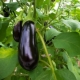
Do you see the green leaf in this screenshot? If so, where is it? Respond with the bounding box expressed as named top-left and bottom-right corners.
top-left (55, 69), bottom-right (77, 80)
top-left (43, 0), bottom-right (51, 6)
top-left (11, 76), bottom-right (18, 80)
top-left (62, 51), bottom-right (80, 80)
top-left (19, 76), bottom-right (27, 80)
top-left (29, 63), bottom-right (44, 80)
top-left (75, 9), bottom-right (80, 21)
top-left (35, 70), bottom-right (54, 80)
top-left (47, 46), bottom-right (55, 57)
top-left (0, 47), bottom-right (18, 79)
top-left (20, 0), bottom-right (28, 3)
top-left (36, 0), bottom-right (44, 8)
top-left (49, 13), bottom-right (56, 20)
top-left (53, 32), bottom-right (80, 57)
top-left (45, 27), bottom-right (61, 41)
top-left (11, 75), bottom-right (29, 80)
top-left (0, 48), bottom-right (13, 58)
top-left (6, 2), bottom-right (19, 11)
top-left (62, 19), bottom-right (80, 30)
top-left (36, 9), bottom-right (44, 18)
top-left (4, 35), bottom-right (13, 45)
top-left (0, 21), bottom-right (9, 41)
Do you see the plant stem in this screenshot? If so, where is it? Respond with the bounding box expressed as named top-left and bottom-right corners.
top-left (39, 59), bottom-right (51, 68)
top-left (48, 0), bottom-right (62, 24)
top-left (16, 0), bottom-right (27, 15)
top-left (16, 0), bottom-right (23, 9)
top-left (36, 29), bottom-right (57, 80)
top-left (33, 0), bottom-right (36, 20)
top-left (56, 0), bottom-right (62, 16)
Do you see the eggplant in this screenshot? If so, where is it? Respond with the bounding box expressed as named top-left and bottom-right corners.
top-left (2, 5), bottom-right (10, 17)
top-left (13, 21), bottom-right (22, 42)
top-left (18, 21), bottom-right (39, 71)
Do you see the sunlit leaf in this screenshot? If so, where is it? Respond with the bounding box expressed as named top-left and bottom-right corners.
top-left (0, 48), bottom-right (18, 79)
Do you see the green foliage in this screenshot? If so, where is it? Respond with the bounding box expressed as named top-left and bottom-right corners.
top-left (0, 0), bottom-right (80, 80)
top-left (29, 64), bottom-right (44, 80)
top-left (62, 52), bottom-right (80, 80)
top-left (55, 69), bottom-right (76, 80)
top-left (0, 20), bottom-right (9, 41)
top-left (0, 48), bottom-right (18, 79)
top-left (62, 19), bottom-right (80, 30)
top-left (45, 27), bottom-right (61, 41)
top-left (53, 32), bottom-right (80, 57)
top-left (6, 2), bottom-right (19, 11)
top-left (35, 70), bottom-right (54, 80)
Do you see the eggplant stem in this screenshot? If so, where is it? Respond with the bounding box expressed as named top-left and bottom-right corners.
top-left (36, 29), bottom-right (57, 80)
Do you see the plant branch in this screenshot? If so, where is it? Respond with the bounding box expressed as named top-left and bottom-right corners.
top-left (56, 0), bottom-right (62, 16)
top-left (33, 0), bottom-right (36, 20)
top-left (39, 59), bottom-right (51, 68)
top-left (16, 0), bottom-right (27, 15)
top-left (16, 0), bottom-right (23, 9)
top-left (36, 29), bottom-right (57, 80)
top-left (48, 0), bottom-right (62, 24)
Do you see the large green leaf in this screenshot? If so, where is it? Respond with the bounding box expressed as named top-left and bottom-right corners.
top-left (53, 32), bottom-right (80, 57)
top-left (62, 51), bottom-right (80, 80)
top-left (0, 47), bottom-right (18, 79)
top-left (62, 19), bottom-right (80, 30)
top-left (29, 64), bottom-right (54, 80)
top-left (55, 69), bottom-right (77, 80)
top-left (29, 64), bottom-right (44, 80)
top-left (11, 76), bottom-right (27, 80)
top-left (35, 70), bottom-right (54, 80)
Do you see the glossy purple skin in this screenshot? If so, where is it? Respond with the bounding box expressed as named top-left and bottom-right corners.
top-left (18, 21), bottom-right (39, 71)
top-left (13, 21), bottom-right (22, 42)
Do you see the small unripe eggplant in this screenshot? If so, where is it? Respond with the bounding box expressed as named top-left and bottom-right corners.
top-left (44, 22), bottom-right (48, 26)
top-left (18, 21), bottom-right (39, 71)
top-left (13, 21), bottom-right (22, 42)
top-left (2, 5), bottom-right (10, 17)
top-left (51, 0), bottom-right (55, 2)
